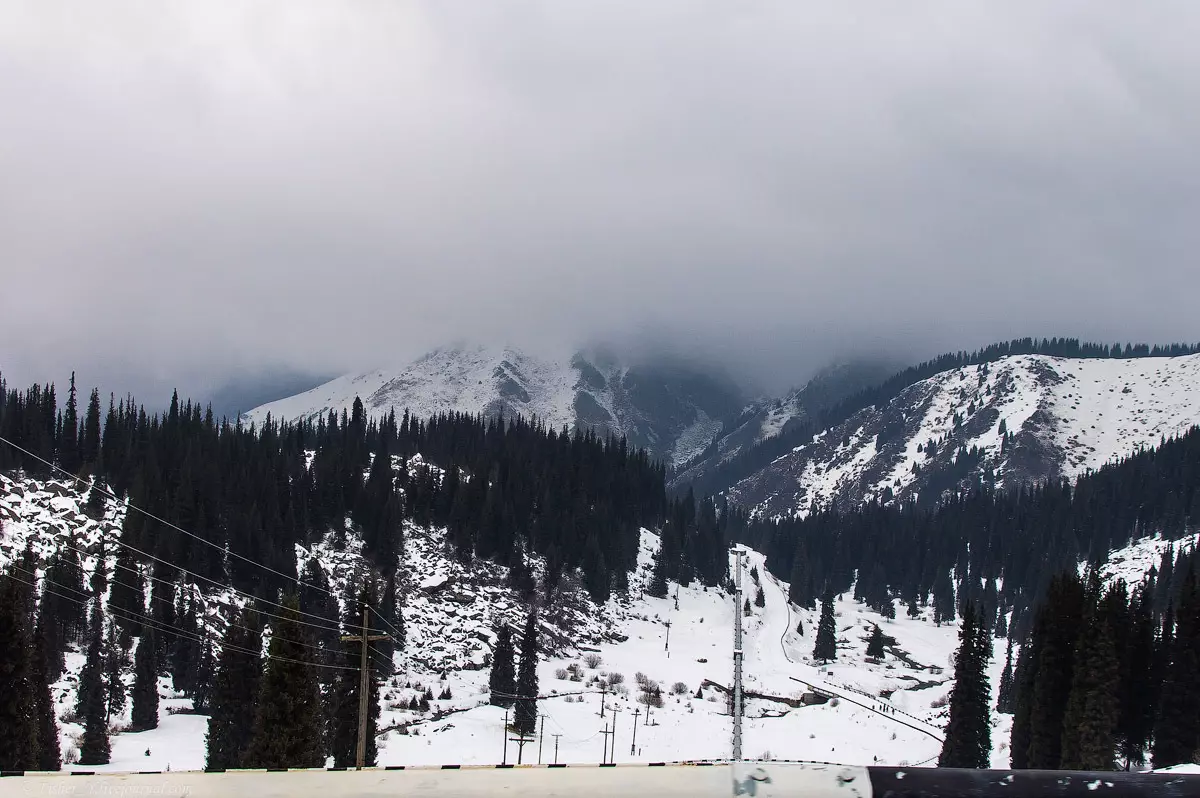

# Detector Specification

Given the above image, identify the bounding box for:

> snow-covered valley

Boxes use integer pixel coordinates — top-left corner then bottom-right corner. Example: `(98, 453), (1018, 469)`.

(4, 469), (1190, 773)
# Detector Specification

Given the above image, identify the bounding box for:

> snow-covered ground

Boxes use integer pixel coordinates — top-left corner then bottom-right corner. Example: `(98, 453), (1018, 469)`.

(2, 470), (1192, 773)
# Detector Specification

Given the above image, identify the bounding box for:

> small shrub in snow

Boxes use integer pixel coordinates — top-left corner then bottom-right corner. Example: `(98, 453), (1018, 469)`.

(635, 671), (650, 687)
(64, 744), (80, 765)
(555, 668), (570, 680)
(829, 697), (840, 707)
(671, 681), (688, 695)
(930, 695), (948, 709)
(613, 684), (629, 696)
(583, 653), (603, 669)
(607, 672), (625, 686)
(569, 671), (583, 682)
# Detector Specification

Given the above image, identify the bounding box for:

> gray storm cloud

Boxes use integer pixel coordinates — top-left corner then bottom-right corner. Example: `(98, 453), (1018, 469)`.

(2, 0), (1199, 400)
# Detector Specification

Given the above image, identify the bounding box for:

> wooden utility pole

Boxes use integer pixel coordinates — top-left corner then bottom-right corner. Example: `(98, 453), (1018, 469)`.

(502, 707), (510, 765)
(609, 706), (622, 763)
(537, 715), (545, 764)
(631, 708), (640, 755)
(340, 596), (389, 770)
(598, 684), (608, 718)
(511, 733), (536, 764)
(600, 723), (612, 765)
(551, 733), (563, 764)
(664, 620), (672, 656)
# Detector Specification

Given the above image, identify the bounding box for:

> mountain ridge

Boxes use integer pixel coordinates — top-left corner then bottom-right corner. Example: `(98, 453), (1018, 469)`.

(728, 352), (1200, 518)
(244, 344), (747, 468)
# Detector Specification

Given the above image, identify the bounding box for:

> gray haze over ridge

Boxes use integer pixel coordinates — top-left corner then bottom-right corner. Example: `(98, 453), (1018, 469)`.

(2, 1), (1200, 405)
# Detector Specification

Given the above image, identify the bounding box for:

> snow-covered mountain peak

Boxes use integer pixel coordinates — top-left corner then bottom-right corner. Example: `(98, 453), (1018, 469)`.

(728, 352), (1200, 518)
(245, 345), (747, 467)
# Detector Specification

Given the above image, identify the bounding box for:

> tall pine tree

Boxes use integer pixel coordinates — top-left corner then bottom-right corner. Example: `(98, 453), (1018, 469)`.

(1025, 573), (1084, 769)
(31, 617), (61, 771)
(130, 629), (159, 731)
(812, 592), (837, 663)
(866, 625), (885, 659)
(938, 603), (992, 768)
(76, 605), (111, 766)
(488, 625), (516, 708)
(513, 610), (539, 736)
(1151, 566), (1200, 769)
(205, 610), (263, 771)
(245, 596), (325, 769)
(0, 573), (38, 770)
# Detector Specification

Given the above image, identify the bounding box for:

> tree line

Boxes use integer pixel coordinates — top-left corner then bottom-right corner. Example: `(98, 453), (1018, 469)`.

(738, 422), (1200, 645)
(0, 373), (729, 770)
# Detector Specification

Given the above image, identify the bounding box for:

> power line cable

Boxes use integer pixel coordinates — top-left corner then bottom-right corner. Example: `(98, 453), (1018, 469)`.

(11, 564), (346, 665)
(5, 569), (359, 673)
(0, 435), (402, 646)
(37, 535), (347, 637)
(0, 435), (337, 596)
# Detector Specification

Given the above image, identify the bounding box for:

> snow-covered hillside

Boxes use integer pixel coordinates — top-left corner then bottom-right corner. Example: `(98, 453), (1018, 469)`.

(1, 469), (1191, 772)
(729, 353), (1200, 518)
(244, 345), (745, 468)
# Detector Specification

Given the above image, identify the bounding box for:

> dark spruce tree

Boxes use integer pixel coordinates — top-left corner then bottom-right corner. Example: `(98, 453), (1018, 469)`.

(1025, 573), (1084, 769)
(938, 603), (992, 769)
(205, 610), (263, 771)
(31, 618), (61, 771)
(812, 592), (837, 663)
(865, 625), (885, 660)
(996, 638), (1015, 714)
(0, 573), (38, 770)
(1117, 583), (1157, 769)
(787, 545), (814, 609)
(58, 372), (80, 475)
(103, 623), (129, 723)
(1151, 566), (1200, 769)
(754, 585), (766, 608)
(130, 629), (159, 731)
(245, 596), (325, 769)
(1060, 579), (1123, 771)
(38, 547), (87, 681)
(514, 610), (540, 736)
(76, 608), (111, 766)
(81, 387), (102, 469)
(488, 625), (516, 708)
(189, 641), (217, 714)
(1009, 634), (1037, 768)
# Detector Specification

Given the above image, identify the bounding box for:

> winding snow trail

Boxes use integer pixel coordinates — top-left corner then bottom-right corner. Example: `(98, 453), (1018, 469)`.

(752, 554), (945, 743)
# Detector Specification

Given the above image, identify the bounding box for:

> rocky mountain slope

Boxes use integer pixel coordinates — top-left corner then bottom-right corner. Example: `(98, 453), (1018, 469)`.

(727, 353), (1200, 518)
(672, 360), (895, 477)
(244, 345), (745, 468)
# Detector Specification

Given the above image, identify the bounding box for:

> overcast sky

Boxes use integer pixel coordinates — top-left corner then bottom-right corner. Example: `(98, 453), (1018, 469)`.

(3, 1), (1200, 402)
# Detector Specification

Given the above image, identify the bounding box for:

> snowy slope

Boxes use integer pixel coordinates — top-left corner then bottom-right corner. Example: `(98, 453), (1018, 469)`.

(245, 345), (579, 432)
(3, 468), (1188, 773)
(244, 345), (745, 468)
(729, 354), (1200, 518)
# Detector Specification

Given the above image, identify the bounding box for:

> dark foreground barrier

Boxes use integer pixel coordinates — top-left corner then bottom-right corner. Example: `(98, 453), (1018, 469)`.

(0, 762), (1196, 797)
(866, 766), (1198, 798)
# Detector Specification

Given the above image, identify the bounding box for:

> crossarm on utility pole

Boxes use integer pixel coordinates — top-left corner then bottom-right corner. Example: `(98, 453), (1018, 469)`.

(341, 601), (390, 770)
